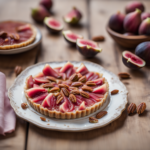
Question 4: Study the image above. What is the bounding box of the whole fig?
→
[123,32,134,36]
[108,12,125,33]
[31,5,50,23]
[124,9,141,33]
[139,18,150,35]
[135,42,150,66]
[141,12,150,21]
[40,0,53,10]
[125,1,145,14]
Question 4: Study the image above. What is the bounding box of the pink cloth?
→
[0,72,16,135]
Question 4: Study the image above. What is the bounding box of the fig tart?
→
[24,62,109,119]
[0,21,36,50]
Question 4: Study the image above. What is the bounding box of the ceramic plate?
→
[8,61,128,132]
[0,26,42,55]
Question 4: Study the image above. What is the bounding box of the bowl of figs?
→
[106,1,150,49]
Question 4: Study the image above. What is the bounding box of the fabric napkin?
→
[0,72,16,135]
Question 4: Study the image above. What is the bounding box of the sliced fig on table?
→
[122,51,146,69]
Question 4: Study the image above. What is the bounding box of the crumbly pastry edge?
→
[24,74,109,119]
[0,24,36,50]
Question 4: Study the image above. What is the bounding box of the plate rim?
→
[8,61,128,132]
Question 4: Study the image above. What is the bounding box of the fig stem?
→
[127,58,131,63]
[87,45,91,49]
[146,17,150,23]
[136,8,141,14]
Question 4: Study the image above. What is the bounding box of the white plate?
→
[0,27,42,55]
[8,61,128,132]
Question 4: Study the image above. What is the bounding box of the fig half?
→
[122,51,146,69]
[76,39,102,58]
[44,17,63,33]
[62,30,83,45]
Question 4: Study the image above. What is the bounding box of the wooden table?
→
[0,0,150,150]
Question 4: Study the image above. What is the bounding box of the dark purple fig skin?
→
[139,18,150,35]
[40,0,53,10]
[31,5,50,23]
[123,32,134,36]
[124,9,141,34]
[135,42,150,66]
[122,51,145,69]
[141,12,150,21]
[125,1,145,14]
[108,12,125,33]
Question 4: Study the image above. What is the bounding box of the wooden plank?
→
[0,0,39,150]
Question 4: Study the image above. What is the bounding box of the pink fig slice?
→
[60,62,73,73]
[66,67,73,79]
[78,101,86,110]
[59,99,68,113]
[17,24,31,32]
[89,93,103,102]
[41,93,53,108]
[93,84,107,94]
[26,75,34,89]
[88,73,99,81]
[43,64,61,78]
[92,78,105,85]
[86,72,94,80]
[59,73,67,80]
[34,72,44,78]
[33,84,40,88]
[76,63,89,75]
[26,87,47,98]
[34,77,49,84]
[32,93,48,103]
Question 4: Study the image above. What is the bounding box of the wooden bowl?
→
[106,26,150,49]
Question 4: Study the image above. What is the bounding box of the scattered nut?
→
[127,103,136,114]
[50,87,60,93]
[92,35,105,42]
[61,88,70,97]
[137,102,146,115]
[21,103,28,109]
[80,91,89,98]
[14,66,22,76]
[89,117,98,123]
[69,94,76,103]
[118,72,130,79]
[70,89,80,95]
[40,117,46,121]
[78,76,87,83]
[96,111,107,119]
[86,81,96,86]
[46,76,57,82]
[82,85,93,92]
[71,82,83,87]
[111,89,119,95]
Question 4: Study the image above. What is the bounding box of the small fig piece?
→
[141,12,150,21]
[31,5,50,23]
[108,11,125,33]
[40,0,53,10]
[77,39,102,58]
[44,17,63,33]
[139,18,150,35]
[17,24,31,32]
[124,9,141,33]
[76,63,89,75]
[125,1,145,14]
[62,30,83,45]
[135,42,150,66]
[122,51,146,69]
[64,7,82,25]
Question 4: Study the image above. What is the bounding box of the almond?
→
[21,103,28,109]
[70,90,80,95]
[127,103,136,114]
[137,102,146,114]
[42,83,55,88]
[96,111,107,119]
[50,87,60,93]
[69,94,76,103]
[78,76,87,83]
[46,76,56,82]
[80,91,89,98]
[58,84,69,89]
[71,82,83,87]
[14,66,22,76]
[118,72,130,79]
[82,85,93,92]
[69,73,78,82]
[92,35,105,42]
[61,88,70,97]
[111,89,119,95]
[89,117,98,123]
[40,117,46,121]
[86,81,96,86]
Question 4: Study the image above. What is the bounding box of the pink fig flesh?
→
[60,62,73,73]
[34,72,44,78]
[86,72,94,80]
[41,93,54,108]
[76,63,89,75]
[34,77,49,84]
[78,101,86,110]
[27,75,34,89]
[33,84,40,88]
[17,24,31,32]
[93,84,107,94]
[139,18,150,35]
[92,78,105,85]
[32,93,48,103]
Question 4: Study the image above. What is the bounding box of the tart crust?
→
[24,75,109,119]
[0,22,36,50]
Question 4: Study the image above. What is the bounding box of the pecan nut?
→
[58,84,69,89]
[118,72,130,79]
[9,33,20,40]
[69,73,78,82]
[78,76,87,83]
[42,83,55,88]
[56,94,63,104]
[111,89,119,95]
[137,102,146,114]
[50,87,60,93]
[96,111,107,119]
[21,103,28,109]
[0,31,7,37]
[40,117,46,121]
[89,117,98,123]
[14,66,22,76]
[127,103,136,114]
[82,85,93,92]
[86,81,96,86]
[69,94,76,103]
[61,88,70,97]
[80,91,89,98]
[70,90,80,95]
[71,82,83,87]
[92,35,105,42]
[46,76,56,82]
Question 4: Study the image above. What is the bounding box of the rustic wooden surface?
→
[0,0,150,150]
